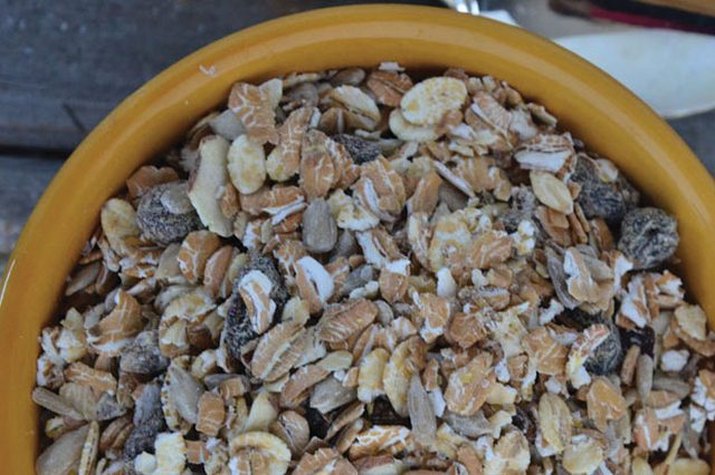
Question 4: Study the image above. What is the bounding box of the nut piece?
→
[401,77,467,125]
[188,135,234,237]
[227,135,267,194]
[618,207,679,270]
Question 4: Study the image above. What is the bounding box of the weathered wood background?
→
[1,0,713,270]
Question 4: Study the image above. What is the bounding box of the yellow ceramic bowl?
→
[1,5,714,472]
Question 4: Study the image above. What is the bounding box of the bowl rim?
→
[2,4,714,471]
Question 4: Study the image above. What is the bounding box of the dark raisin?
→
[305,407,330,439]
[120,330,169,375]
[585,322,623,375]
[223,296,256,361]
[619,326,655,358]
[558,308,623,375]
[571,157,626,224]
[123,382,165,461]
[618,207,679,270]
[235,252,290,309]
[331,134,381,164]
[578,181,627,224]
[556,308,600,330]
[512,406,536,442]
[368,398,411,427]
[136,181,202,244]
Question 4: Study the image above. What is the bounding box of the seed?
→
[302,199,338,253]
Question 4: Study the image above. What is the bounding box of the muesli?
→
[33,63,712,475]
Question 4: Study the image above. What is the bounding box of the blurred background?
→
[1,0,714,272]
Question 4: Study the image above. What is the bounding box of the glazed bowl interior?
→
[1,5,714,472]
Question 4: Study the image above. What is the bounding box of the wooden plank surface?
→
[0,0,441,151]
[0,154,63,269]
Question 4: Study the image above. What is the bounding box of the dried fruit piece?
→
[618,207,679,270]
[332,134,381,165]
[571,156,628,224]
[137,182,201,244]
